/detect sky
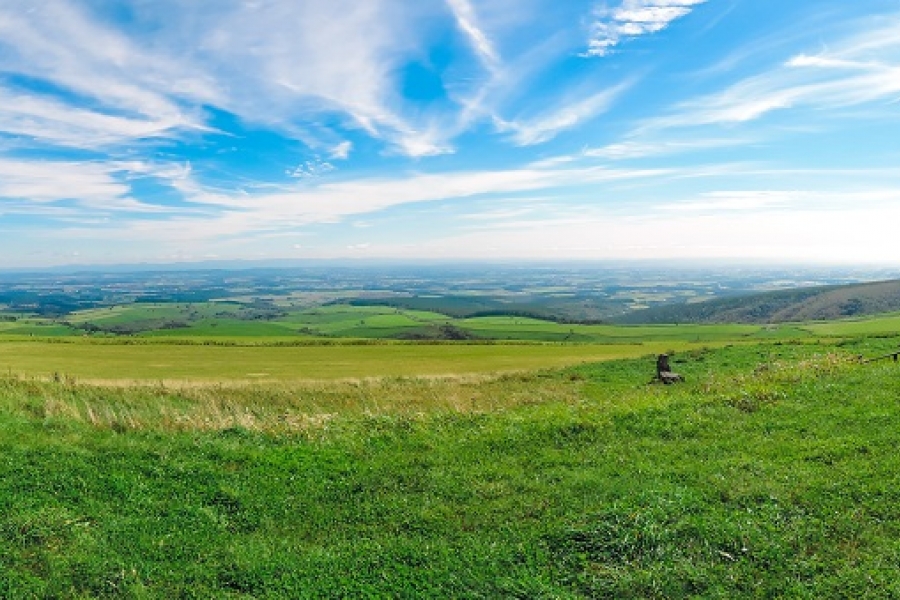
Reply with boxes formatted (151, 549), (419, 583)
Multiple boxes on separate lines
(1, 0), (900, 268)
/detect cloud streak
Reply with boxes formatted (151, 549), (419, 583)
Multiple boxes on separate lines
(643, 13), (900, 130)
(0, 1), (452, 156)
(46, 160), (674, 249)
(499, 80), (634, 145)
(0, 159), (126, 204)
(584, 0), (706, 57)
(0, 0), (213, 147)
(445, 0), (501, 72)
(0, 86), (196, 149)
(0, 158), (204, 217)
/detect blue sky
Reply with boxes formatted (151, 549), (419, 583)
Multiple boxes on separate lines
(1, 0), (899, 267)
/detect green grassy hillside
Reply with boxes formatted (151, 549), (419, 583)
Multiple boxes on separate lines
(617, 279), (900, 324)
(6, 295), (900, 343)
(1, 338), (899, 596)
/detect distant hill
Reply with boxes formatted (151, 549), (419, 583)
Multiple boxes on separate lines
(614, 279), (900, 324)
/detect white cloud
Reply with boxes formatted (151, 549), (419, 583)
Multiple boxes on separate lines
(329, 141), (353, 160)
(0, 86), (196, 149)
(584, 136), (749, 160)
(48, 160), (672, 246)
(0, 0), (679, 159)
(0, 0), (213, 147)
(499, 80), (634, 145)
(445, 0), (501, 72)
(0, 159), (127, 204)
(173, 0), (456, 157)
(584, 0), (706, 57)
(23, 157), (900, 266)
(644, 13), (900, 130)
(286, 157), (336, 180)
(0, 0), (457, 157)
(0, 158), (191, 215)
(391, 130), (455, 158)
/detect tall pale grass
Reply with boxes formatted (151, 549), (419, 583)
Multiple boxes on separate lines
(0, 371), (582, 435)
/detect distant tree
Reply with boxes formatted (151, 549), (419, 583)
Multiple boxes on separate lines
(840, 298), (864, 316)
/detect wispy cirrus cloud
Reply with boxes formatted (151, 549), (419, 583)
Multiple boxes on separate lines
(0, 158), (175, 214)
(179, 0), (434, 154)
(584, 0), (707, 57)
(584, 136), (751, 160)
(0, 0), (455, 157)
(0, 0), (694, 160)
(0, 86), (196, 149)
(445, 0), (502, 72)
(0, 0), (213, 147)
(0, 159), (127, 204)
(57, 160), (673, 246)
(643, 13), (900, 130)
(498, 79), (634, 145)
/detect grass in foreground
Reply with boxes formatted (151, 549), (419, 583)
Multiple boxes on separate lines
(1, 340), (899, 597)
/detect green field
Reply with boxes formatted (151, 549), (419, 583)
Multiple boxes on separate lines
(801, 311), (900, 336)
(0, 338), (714, 383)
(2, 339), (900, 596)
(2, 300), (900, 596)
(2, 301), (898, 385)
(4, 301), (900, 344)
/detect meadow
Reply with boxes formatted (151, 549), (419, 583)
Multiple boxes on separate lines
(1, 302), (898, 386)
(1, 305), (900, 597)
(0, 338), (679, 384)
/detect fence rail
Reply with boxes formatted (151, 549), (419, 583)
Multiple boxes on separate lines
(861, 351), (900, 364)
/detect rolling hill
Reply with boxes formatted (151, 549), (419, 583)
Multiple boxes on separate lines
(615, 278), (900, 324)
